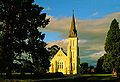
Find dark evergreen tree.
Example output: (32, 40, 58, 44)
(101, 19, 120, 74)
(0, 0, 50, 76)
(96, 55, 104, 73)
(104, 19, 120, 56)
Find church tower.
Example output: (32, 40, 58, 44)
(49, 11, 80, 75)
(67, 11, 79, 74)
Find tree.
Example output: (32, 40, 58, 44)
(101, 19, 120, 74)
(96, 55, 105, 73)
(102, 54, 120, 73)
(102, 54, 114, 73)
(28, 41, 50, 73)
(104, 19, 120, 56)
(0, 0, 50, 76)
(48, 45, 60, 59)
(80, 62, 88, 74)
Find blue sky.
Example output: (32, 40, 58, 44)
(35, 0, 120, 42)
(34, 0, 120, 19)
(34, 0, 120, 66)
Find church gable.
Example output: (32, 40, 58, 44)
(51, 48, 67, 61)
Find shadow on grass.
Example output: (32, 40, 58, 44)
(0, 73, 120, 82)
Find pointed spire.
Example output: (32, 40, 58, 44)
(69, 10, 77, 37)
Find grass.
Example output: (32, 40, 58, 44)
(81, 74, 112, 77)
(79, 74, 119, 81)
(0, 73, 120, 82)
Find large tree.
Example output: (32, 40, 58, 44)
(103, 19, 120, 73)
(104, 19, 120, 56)
(0, 0, 50, 76)
(98, 19, 120, 74)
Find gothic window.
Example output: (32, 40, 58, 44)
(60, 62, 61, 69)
(57, 61, 63, 69)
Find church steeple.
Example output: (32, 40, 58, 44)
(69, 10, 77, 37)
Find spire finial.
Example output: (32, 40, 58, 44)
(73, 10, 74, 16)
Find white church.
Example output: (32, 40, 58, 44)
(49, 12, 80, 75)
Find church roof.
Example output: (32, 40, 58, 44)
(69, 11, 77, 37)
(56, 48, 67, 56)
(51, 48, 67, 61)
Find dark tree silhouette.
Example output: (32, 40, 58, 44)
(104, 19, 120, 56)
(48, 45, 60, 59)
(80, 62, 88, 74)
(96, 19, 120, 74)
(96, 55, 105, 73)
(0, 0, 50, 77)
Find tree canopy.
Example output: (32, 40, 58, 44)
(80, 62, 88, 74)
(0, 0, 50, 76)
(97, 19, 120, 75)
(104, 19, 120, 56)
(48, 45, 60, 59)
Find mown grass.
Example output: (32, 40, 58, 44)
(81, 74, 112, 77)
(0, 73, 119, 82)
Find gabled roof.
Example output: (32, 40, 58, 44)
(51, 48, 67, 61)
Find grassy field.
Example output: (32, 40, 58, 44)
(0, 74, 120, 82)
(81, 74, 112, 76)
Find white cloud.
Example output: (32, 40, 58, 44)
(46, 7, 52, 11)
(46, 39, 68, 50)
(79, 39, 88, 43)
(92, 11, 98, 16)
(44, 12, 120, 65)
(90, 51, 105, 60)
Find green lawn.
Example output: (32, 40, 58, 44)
(81, 74, 112, 77)
(0, 73, 120, 82)
(79, 74, 117, 81)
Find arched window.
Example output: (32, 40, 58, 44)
(60, 62, 61, 69)
(57, 61, 64, 69)
(61, 62, 63, 69)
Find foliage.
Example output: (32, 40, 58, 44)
(102, 54, 120, 73)
(96, 55, 105, 73)
(104, 19, 120, 56)
(102, 54, 114, 73)
(103, 19, 120, 73)
(80, 62, 88, 74)
(29, 41, 50, 73)
(0, 0, 50, 75)
(48, 45, 60, 59)
(97, 19, 120, 74)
